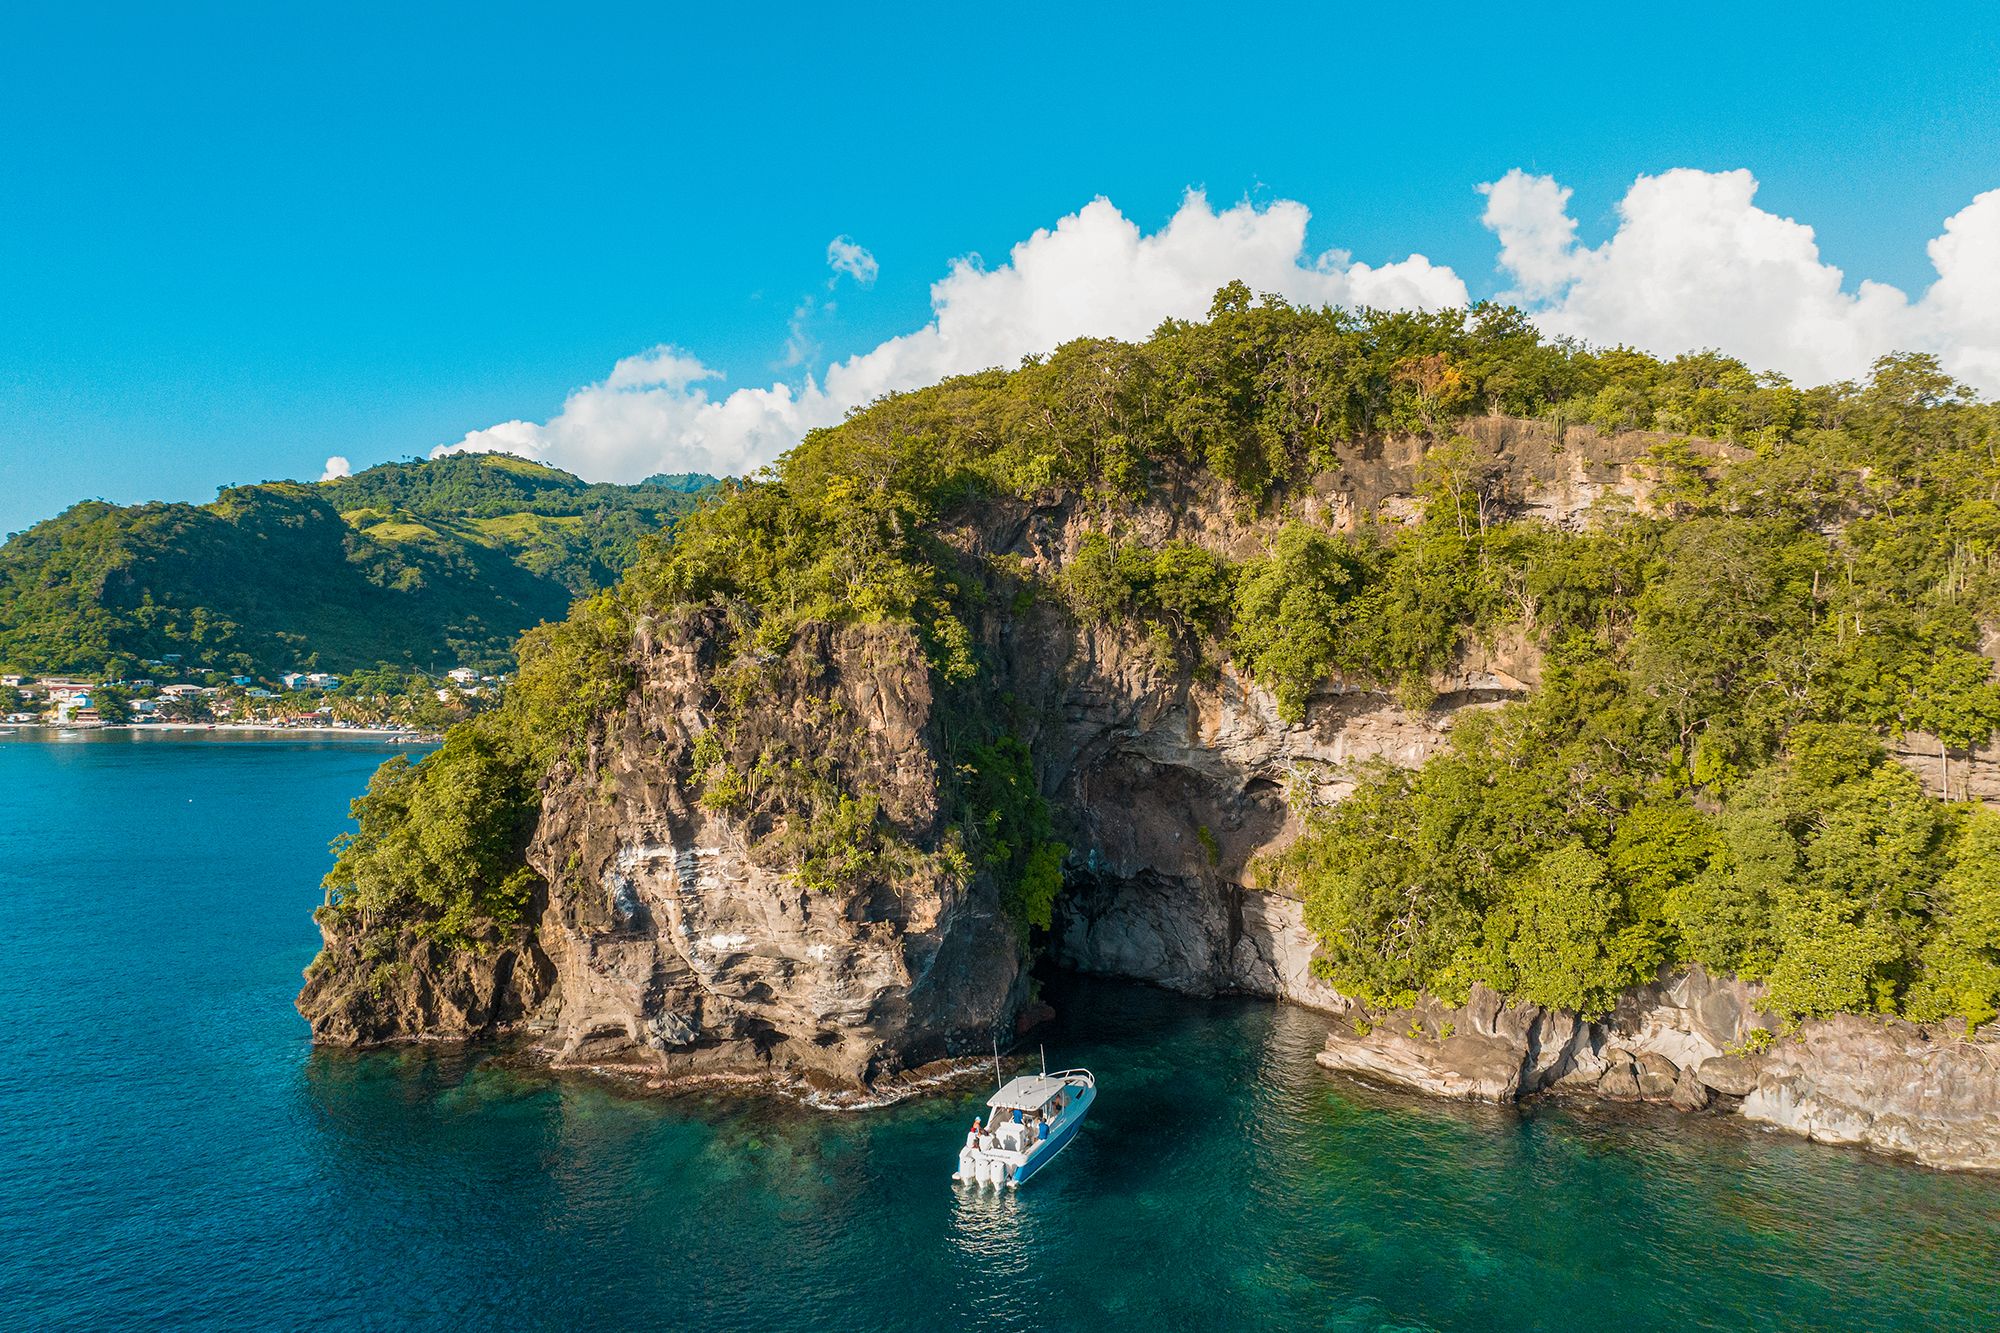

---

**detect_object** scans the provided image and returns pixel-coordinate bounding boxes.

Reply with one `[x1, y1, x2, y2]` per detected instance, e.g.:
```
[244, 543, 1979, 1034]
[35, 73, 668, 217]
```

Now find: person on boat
[967, 1117, 983, 1148]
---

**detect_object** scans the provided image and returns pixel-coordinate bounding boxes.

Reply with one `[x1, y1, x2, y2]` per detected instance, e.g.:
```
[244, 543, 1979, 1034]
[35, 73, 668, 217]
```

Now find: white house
[447, 667, 479, 685]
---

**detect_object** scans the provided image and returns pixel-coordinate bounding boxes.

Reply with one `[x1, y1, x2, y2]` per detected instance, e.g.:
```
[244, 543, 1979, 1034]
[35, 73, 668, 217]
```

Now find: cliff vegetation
[312, 284, 2000, 1034]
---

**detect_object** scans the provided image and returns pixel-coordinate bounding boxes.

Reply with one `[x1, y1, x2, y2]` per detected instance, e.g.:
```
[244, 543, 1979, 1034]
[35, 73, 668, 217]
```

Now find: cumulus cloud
[435, 174, 2000, 484]
[826, 236, 878, 286]
[441, 347, 796, 481]
[435, 192, 1467, 480]
[1479, 167, 2000, 394]
[319, 455, 351, 481]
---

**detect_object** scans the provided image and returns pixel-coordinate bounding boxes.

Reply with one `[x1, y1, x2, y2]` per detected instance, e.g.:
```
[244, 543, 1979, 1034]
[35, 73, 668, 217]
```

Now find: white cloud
[1476, 171, 1579, 302]
[435, 191, 1466, 480]
[1921, 188, 2000, 391]
[435, 175, 2000, 484]
[442, 347, 798, 481]
[319, 455, 351, 481]
[781, 296, 823, 369]
[827, 236, 878, 286]
[1480, 167, 2000, 394]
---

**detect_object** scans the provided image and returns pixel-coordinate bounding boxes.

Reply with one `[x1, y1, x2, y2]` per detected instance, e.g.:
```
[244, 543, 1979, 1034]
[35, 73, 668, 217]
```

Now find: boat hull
[1009, 1083, 1092, 1185]
[954, 1078, 1094, 1188]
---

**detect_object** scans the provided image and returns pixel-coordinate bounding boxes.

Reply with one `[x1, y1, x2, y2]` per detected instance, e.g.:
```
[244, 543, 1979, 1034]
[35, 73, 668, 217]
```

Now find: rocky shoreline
[1311, 966, 2000, 1172]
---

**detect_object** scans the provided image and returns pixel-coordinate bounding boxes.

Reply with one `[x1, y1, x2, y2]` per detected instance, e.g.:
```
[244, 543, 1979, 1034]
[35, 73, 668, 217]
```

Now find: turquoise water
[2, 734, 1998, 1331]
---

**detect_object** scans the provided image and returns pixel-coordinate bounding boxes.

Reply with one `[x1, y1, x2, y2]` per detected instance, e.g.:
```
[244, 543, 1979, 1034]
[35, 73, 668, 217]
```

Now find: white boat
[954, 1060, 1095, 1188]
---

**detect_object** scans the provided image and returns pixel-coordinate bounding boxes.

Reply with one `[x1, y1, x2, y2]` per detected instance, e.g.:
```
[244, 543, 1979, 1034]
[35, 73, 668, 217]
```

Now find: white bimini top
[987, 1074, 1071, 1112]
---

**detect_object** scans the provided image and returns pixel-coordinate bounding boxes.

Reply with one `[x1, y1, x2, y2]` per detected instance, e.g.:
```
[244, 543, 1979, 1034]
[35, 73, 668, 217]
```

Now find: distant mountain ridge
[0, 454, 719, 677]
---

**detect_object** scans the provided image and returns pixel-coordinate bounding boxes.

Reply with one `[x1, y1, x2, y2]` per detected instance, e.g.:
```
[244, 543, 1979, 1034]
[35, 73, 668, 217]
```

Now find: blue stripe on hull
[1010, 1092, 1092, 1185]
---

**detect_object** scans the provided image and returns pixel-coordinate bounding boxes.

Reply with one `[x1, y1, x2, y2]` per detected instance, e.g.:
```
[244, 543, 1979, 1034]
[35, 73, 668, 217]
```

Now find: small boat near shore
[954, 1058, 1095, 1188]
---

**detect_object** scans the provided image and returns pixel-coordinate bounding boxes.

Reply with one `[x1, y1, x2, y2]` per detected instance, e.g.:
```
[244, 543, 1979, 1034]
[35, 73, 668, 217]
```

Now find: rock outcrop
[297, 919, 554, 1045]
[1312, 966, 2000, 1171]
[1739, 1017, 2000, 1171]
[518, 616, 1029, 1088]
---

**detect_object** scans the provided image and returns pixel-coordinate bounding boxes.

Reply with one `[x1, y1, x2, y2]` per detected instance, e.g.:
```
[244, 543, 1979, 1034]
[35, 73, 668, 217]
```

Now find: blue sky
[3, 3, 1998, 535]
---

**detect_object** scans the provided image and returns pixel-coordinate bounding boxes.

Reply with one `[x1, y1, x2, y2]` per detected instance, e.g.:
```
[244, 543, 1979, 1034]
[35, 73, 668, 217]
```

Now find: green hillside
[0, 454, 717, 676]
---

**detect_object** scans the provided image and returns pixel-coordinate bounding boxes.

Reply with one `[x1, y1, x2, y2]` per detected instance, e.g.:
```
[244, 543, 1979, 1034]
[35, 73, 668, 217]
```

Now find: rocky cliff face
[298, 918, 554, 1045]
[300, 416, 2000, 1168]
[522, 615, 1028, 1088]
[300, 614, 1029, 1090]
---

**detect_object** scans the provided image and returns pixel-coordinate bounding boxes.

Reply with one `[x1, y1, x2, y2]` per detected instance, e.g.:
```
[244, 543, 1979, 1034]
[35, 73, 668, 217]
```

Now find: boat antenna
[992, 1033, 1002, 1090]
[1040, 1044, 1046, 1076]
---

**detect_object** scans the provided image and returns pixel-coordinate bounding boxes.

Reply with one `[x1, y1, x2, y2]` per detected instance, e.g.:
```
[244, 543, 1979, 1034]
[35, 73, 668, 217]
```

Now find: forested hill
[0, 454, 719, 677]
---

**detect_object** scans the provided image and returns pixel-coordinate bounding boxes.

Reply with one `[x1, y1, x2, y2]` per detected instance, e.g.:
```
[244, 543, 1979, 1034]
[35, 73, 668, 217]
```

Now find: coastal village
[0, 660, 500, 738]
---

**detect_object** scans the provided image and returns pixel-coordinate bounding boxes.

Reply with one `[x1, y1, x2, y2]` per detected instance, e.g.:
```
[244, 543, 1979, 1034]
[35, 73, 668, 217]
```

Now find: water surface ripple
[1, 734, 1995, 1331]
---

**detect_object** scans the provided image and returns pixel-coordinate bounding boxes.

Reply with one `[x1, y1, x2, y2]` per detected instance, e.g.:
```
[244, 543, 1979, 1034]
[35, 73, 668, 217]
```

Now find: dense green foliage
[1261, 352, 2000, 1027]
[956, 734, 1068, 932]
[319, 589, 635, 944]
[0, 455, 714, 677]
[322, 722, 543, 944]
[322, 288, 2000, 1020]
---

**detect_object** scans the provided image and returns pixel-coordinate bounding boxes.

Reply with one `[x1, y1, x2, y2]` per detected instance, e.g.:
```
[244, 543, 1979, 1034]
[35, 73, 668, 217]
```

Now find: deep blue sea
[2, 733, 1998, 1331]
